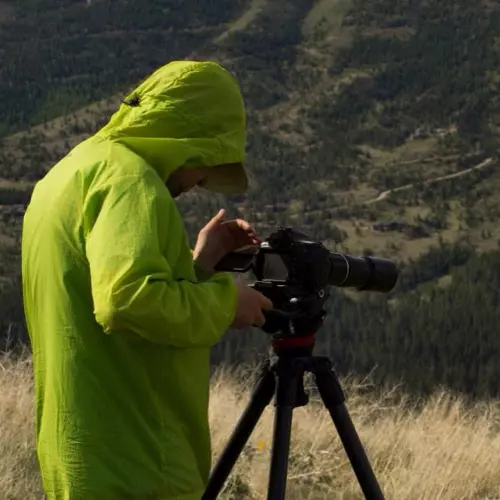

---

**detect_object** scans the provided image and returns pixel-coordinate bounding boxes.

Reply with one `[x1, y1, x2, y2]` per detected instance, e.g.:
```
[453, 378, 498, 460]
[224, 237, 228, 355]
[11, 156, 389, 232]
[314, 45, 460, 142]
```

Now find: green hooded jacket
[21, 61, 248, 500]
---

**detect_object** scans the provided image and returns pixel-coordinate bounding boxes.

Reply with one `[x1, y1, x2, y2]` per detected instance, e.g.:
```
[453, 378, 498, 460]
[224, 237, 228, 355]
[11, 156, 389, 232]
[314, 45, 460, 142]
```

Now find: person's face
[166, 166, 211, 198]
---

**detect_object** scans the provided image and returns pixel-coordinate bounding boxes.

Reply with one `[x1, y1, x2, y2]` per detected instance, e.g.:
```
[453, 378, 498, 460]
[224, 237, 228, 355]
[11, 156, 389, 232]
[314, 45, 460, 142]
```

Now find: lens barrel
[328, 253, 398, 293]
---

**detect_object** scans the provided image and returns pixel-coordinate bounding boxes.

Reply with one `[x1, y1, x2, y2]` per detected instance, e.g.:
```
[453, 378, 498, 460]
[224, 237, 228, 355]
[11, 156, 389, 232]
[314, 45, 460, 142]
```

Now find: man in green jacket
[21, 60, 273, 500]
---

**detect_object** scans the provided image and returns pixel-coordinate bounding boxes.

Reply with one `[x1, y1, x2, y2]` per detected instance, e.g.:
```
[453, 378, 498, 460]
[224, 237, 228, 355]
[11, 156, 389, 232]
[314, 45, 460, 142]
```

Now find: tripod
[202, 332, 385, 500]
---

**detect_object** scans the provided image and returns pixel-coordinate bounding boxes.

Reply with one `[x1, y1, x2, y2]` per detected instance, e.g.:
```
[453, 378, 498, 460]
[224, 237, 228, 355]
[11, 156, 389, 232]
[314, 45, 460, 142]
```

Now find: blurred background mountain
[1, 0, 500, 399]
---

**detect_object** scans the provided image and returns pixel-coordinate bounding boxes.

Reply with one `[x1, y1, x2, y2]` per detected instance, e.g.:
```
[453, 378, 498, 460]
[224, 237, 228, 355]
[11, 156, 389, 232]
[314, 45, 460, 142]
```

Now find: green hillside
[1, 0, 500, 398]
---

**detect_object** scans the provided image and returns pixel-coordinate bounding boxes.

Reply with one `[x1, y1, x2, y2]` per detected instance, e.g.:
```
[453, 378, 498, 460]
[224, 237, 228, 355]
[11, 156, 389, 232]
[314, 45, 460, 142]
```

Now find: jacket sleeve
[83, 172, 238, 348]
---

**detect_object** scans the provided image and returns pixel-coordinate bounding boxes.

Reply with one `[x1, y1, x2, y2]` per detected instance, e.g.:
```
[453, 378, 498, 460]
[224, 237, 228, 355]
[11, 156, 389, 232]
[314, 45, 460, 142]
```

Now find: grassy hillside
[1, 0, 500, 396]
[2, 354, 500, 499]
[1, 0, 499, 259]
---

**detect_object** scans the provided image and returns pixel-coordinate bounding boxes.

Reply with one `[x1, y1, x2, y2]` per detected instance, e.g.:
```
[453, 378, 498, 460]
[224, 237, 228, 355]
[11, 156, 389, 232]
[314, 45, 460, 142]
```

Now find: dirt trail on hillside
[214, 0, 267, 43]
[341, 156, 496, 209]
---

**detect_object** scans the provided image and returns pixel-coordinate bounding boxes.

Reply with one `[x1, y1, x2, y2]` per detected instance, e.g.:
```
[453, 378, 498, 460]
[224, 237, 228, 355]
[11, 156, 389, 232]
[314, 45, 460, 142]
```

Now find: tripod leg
[267, 361, 302, 500]
[202, 362, 276, 500]
[315, 369, 385, 500]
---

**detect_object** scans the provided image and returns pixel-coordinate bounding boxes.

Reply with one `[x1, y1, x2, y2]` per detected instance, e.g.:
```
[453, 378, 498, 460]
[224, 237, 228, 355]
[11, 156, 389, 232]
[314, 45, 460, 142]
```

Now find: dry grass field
[1, 353, 500, 499]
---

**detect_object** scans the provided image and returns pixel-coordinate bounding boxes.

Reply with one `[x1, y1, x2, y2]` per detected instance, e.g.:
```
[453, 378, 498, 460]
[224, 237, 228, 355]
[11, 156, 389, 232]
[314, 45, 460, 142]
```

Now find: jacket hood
[96, 60, 248, 191]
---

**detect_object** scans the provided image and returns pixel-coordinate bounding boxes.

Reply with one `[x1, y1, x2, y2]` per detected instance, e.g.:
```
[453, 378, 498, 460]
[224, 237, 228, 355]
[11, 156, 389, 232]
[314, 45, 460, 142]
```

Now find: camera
[215, 227, 399, 338]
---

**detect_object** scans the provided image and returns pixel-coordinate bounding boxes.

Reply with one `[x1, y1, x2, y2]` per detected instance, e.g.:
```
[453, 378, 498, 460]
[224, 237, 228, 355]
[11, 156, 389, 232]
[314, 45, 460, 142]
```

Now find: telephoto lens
[328, 253, 398, 293]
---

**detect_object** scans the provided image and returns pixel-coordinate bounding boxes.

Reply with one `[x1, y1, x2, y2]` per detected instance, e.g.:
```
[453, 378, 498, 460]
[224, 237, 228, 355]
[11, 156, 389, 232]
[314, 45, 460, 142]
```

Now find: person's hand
[231, 279, 273, 329]
[193, 209, 260, 273]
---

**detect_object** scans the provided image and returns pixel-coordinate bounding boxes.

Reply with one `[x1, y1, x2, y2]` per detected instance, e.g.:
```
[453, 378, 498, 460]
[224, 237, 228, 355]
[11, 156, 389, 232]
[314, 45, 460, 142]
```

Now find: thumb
[205, 209, 226, 229]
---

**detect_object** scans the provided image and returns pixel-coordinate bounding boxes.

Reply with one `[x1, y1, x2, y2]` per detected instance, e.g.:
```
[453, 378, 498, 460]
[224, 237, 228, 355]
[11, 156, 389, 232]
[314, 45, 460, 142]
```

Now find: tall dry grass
[1, 353, 500, 499]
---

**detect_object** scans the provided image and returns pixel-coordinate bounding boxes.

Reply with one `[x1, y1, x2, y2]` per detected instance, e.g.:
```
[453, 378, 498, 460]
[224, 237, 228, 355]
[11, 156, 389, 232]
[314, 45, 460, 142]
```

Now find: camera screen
[260, 253, 289, 281]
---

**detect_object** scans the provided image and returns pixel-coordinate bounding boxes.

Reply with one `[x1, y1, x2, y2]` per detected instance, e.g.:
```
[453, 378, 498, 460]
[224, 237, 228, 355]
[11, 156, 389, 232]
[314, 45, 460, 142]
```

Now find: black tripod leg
[267, 362, 301, 500]
[202, 362, 276, 500]
[315, 369, 385, 500]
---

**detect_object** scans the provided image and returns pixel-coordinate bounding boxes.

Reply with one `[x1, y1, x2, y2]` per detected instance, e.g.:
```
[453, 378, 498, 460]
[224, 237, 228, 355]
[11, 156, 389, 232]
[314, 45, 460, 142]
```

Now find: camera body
[215, 227, 399, 337]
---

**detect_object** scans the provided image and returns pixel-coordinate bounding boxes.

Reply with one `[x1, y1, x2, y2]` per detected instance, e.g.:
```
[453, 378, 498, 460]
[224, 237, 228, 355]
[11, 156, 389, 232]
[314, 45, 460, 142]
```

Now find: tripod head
[215, 227, 399, 349]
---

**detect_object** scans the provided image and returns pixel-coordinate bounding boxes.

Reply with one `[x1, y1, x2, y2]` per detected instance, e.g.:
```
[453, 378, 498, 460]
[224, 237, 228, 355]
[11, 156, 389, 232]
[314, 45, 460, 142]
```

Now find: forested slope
[1, 0, 500, 399]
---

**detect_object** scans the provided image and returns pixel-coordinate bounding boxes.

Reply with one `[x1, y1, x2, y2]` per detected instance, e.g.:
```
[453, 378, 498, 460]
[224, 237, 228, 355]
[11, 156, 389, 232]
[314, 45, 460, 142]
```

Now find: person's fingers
[222, 220, 262, 246]
[246, 232, 260, 244]
[225, 218, 258, 236]
[254, 309, 266, 327]
[235, 235, 257, 250]
[247, 230, 261, 245]
[234, 218, 252, 231]
[213, 208, 226, 222]
[204, 209, 226, 230]
[261, 296, 274, 310]
[246, 227, 260, 241]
